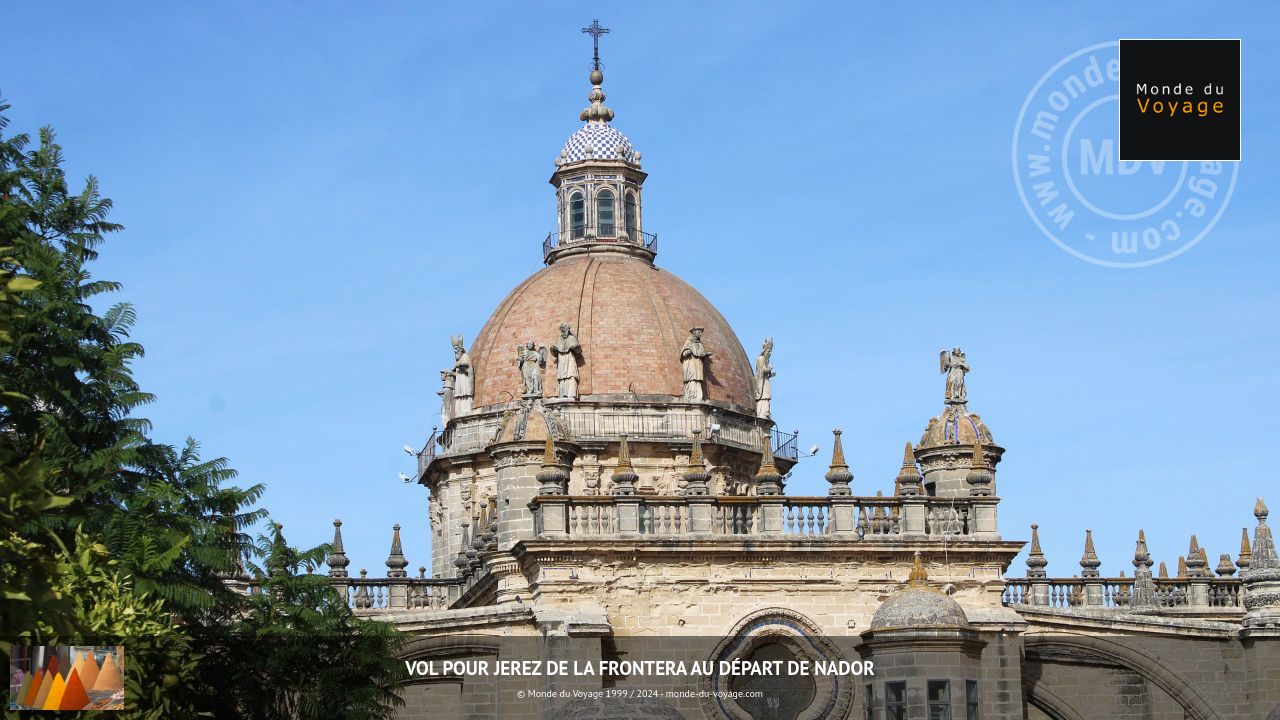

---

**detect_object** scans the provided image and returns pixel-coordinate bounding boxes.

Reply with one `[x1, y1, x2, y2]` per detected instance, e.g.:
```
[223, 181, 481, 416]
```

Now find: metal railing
[773, 428, 799, 461]
[543, 227, 658, 261]
[417, 429, 439, 478]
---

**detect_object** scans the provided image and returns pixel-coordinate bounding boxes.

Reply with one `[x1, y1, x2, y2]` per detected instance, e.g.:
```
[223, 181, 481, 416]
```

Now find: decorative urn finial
[611, 434, 639, 496]
[682, 429, 711, 496]
[754, 432, 783, 496]
[327, 519, 350, 578]
[1025, 524, 1048, 579]
[824, 429, 853, 496]
[385, 523, 408, 578]
[894, 441, 924, 497]
[1079, 529, 1101, 578]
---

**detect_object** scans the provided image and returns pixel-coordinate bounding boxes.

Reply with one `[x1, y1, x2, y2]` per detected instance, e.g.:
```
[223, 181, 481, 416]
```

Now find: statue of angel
[516, 341, 548, 397]
[940, 347, 969, 405]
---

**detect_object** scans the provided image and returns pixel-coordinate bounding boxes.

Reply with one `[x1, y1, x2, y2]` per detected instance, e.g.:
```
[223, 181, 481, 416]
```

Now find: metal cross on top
[581, 19, 610, 70]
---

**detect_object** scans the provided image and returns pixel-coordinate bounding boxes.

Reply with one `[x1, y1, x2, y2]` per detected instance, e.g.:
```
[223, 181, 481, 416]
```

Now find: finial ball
[590, 69, 604, 86]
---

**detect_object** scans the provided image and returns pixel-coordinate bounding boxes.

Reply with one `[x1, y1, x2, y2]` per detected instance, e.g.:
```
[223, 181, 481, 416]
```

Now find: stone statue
[680, 327, 712, 401]
[940, 347, 969, 405]
[550, 323, 582, 399]
[516, 341, 548, 397]
[437, 369, 455, 427]
[429, 496, 444, 536]
[451, 336, 473, 415]
[754, 337, 775, 418]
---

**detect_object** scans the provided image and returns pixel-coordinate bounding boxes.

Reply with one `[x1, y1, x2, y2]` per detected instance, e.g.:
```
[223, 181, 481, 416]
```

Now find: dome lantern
[546, 21, 653, 265]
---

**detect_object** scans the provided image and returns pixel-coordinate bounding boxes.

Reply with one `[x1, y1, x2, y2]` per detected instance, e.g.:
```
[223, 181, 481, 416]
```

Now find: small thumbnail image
[8, 645, 125, 711]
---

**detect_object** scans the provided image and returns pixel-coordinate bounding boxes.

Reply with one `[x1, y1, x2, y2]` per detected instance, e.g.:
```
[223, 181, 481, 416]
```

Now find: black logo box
[1119, 39, 1240, 161]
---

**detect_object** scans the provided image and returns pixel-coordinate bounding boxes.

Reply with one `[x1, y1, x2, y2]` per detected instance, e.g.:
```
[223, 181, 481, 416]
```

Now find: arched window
[597, 189, 615, 237]
[625, 192, 638, 236]
[569, 192, 585, 239]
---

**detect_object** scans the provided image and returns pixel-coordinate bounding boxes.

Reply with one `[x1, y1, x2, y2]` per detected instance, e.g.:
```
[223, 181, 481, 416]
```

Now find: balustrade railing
[439, 418, 503, 455]
[558, 408, 796, 458]
[340, 576, 458, 613]
[422, 392, 800, 471]
[531, 495, 989, 540]
[1002, 576, 1243, 611]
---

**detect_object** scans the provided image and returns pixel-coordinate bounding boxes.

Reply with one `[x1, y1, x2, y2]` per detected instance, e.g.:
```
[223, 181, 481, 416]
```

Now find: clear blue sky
[6, 3, 1278, 580]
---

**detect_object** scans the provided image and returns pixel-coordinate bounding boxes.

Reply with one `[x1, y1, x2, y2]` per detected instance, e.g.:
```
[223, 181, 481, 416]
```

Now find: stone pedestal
[901, 498, 928, 537]
[759, 497, 785, 535]
[688, 497, 714, 534]
[616, 496, 641, 534]
[829, 497, 856, 536]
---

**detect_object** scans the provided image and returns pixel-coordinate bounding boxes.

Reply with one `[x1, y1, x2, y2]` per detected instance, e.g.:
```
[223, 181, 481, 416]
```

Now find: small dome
[871, 555, 971, 630]
[561, 122, 638, 164]
[919, 405, 994, 449]
[871, 587, 971, 630]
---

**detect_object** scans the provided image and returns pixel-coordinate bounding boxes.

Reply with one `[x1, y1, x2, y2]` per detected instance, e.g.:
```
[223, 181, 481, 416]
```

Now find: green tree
[1, 96, 406, 718]
[201, 523, 405, 720]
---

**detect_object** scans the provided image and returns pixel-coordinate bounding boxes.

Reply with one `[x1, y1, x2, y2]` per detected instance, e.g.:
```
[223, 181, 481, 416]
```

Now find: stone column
[385, 523, 409, 609]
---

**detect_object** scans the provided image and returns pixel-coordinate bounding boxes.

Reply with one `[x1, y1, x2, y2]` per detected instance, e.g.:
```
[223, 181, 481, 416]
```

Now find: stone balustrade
[1002, 577, 1243, 610]
[330, 571, 460, 615]
[530, 494, 997, 539]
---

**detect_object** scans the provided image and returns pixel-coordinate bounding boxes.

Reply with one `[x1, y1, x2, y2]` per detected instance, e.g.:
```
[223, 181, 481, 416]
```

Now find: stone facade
[312, 48, 1280, 720]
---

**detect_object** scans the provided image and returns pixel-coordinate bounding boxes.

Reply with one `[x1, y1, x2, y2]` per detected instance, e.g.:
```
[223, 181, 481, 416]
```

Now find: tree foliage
[0, 94, 405, 718]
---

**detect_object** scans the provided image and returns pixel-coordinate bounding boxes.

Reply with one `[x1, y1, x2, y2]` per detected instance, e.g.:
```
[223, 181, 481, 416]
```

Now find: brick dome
[469, 252, 755, 410]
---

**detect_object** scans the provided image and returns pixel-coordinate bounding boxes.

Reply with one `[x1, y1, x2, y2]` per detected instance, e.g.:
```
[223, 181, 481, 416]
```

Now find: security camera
[808, 444, 820, 456]
[710, 423, 721, 432]
[403, 444, 416, 456]
[399, 472, 412, 483]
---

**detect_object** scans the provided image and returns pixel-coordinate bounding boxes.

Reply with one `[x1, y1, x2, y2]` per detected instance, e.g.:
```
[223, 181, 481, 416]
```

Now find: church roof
[468, 252, 755, 410]
[560, 122, 638, 165]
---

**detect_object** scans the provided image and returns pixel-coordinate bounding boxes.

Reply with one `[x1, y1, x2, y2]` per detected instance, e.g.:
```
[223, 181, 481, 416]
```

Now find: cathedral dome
[918, 405, 995, 450]
[560, 122, 638, 164]
[468, 252, 755, 410]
